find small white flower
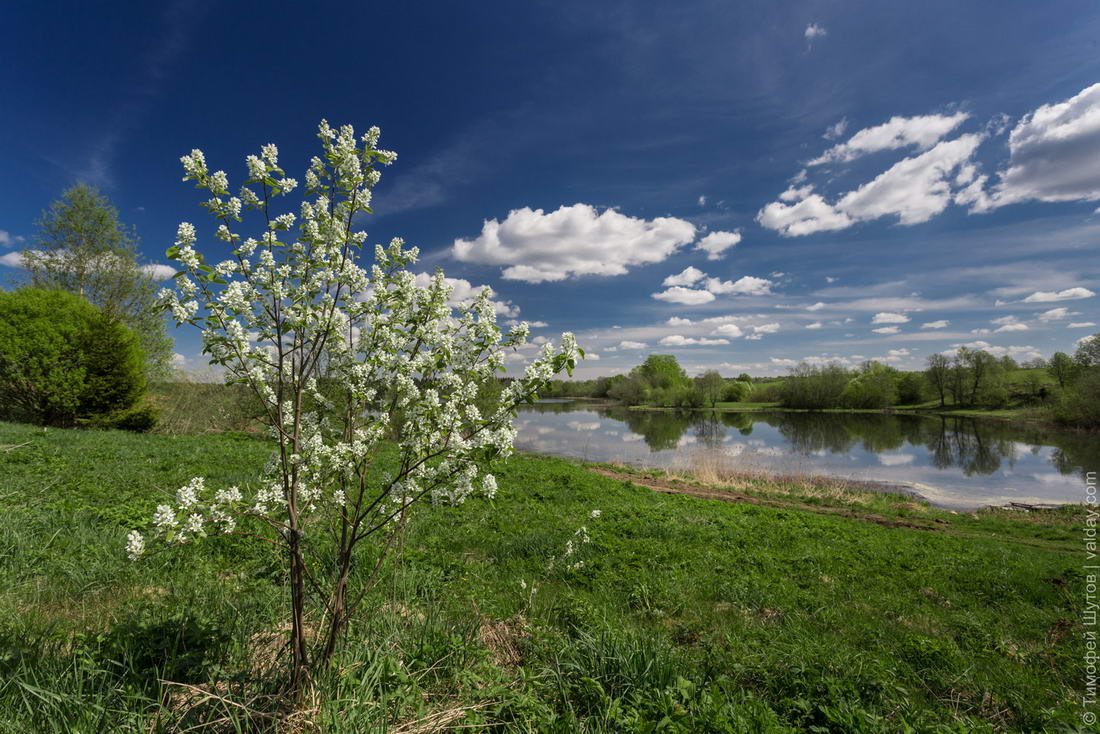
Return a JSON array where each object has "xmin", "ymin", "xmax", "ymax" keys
[{"xmin": 126, "ymin": 530, "xmax": 145, "ymax": 561}]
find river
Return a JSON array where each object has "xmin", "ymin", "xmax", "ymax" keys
[{"xmin": 514, "ymin": 401, "xmax": 1098, "ymax": 509}]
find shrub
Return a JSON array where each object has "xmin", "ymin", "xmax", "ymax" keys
[
  {"xmin": 778, "ymin": 363, "xmax": 851, "ymax": 410},
  {"xmin": 0, "ymin": 288, "xmax": 149, "ymax": 428},
  {"xmin": 1055, "ymin": 369, "xmax": 1100, "ymax": 428}
]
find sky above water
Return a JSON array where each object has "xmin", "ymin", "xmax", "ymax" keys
[{"xmin": 1, "ymin": 1, "xmax": 1099, "ymax": 377}]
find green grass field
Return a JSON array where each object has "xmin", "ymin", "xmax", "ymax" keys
[{"xmin": 0, "ymin": 420, "xmax": 1089, "ymax": 731}]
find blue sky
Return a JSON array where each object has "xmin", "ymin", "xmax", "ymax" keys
[{"xmin": 2, "ymin": 0, "xmax": 1099, "ymax": 377}]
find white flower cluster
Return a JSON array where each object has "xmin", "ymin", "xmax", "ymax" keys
[{"xmin": 131, "ymin": 120, "xmax": 581, "ymax": 563}]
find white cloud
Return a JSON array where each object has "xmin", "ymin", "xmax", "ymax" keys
[
  {"xmin": 453, "ymin": 203, "xmax": 695, "ymax": 282},
  {"xmin": 921, "ymin": 320, "xmax": 950, "ymax": 329},
  {"xmin": 806, "ymin": 302, "xmax": 827, "ymax": 311},
  {"xmin": 567, "ymin": 421, "xmax": 601, "ymax": 431},
  {"xmin": 653, "ymin": 269, "xmax": 773, "ymax": 303},
  {"xmin": 694, "ymin": 230, "xmax": 742, "ymax": 260},
  {"xmin": 806, "ymin": 321, "xmax": 822, "ymax": 329},
  {"xmin": 804, "ymin": 23, "xmax": 827, "ymax": 40},
  {"xmin": 662, "ymin": 266, "xmax": 706, "ymax": 287},
  {"xmin": 412, "ymin": 272, "xmax": 520, "ymax": 317},
  {"xmin": 878, "ymin": 454, "xmax": 915, "ymax": 466},
  {"xmin": 141, "ymin": 263, "xmax": 177, "ymax": 280},
  {"xmin": 808, "ymin": 112, "xmax": 970, "ymax": 166},
  {"xmin": 1069, "ymin": 322, "xmax": 1097, "ymax": 328},
  {"xmin": 823, "ymin": 118, "xmax": 848, "ymax": 141},
  {"xmin": 659, "ymin": 335, "xmax": 730, "ymax": 346},
  {"xmin": 697, "ymin": 195, "xmax": 707, "ymax": 206},
  {"xmin": 753, "ymin": 322, "xmax": 780, "ymax": 335},
  {"xmin": 833, "ymin": 134, "xmax": 984, "ymax": 225},
  {"xmin": 0, "ymin": 252, "xmax": 25, "ymax": 268},
  {"xmin": 994, "ymin": 322, "xmax": 1029, "ymax": 333},
  {"xmin": 871, "ymin": 312, "xmax": 910, "ymax": 324},
  {"xmin": 652, "ymin": 286, "xmax": 715, "ymax": 305},
  {"xmin": 872, "ymin": 326, "xmax": 901, "ymax": 334},
  {"xmin": 1022, "ymin": 287, "xmax": 1095, "ymax": 303},
  {"xmin": 977, "ymin": 83, "xmax": 1100, "ymax": 209},
  {"xmin": 1037, "ymin": 307, "xmax": 1071, "ymax": 321},
  {"xmin": 771, "ymin": 357, "xmax": 798, "ymax": 367},
  {"xmin": 615, "ymin": 340, "xmax": 647, "ymax": 350},
  {"xmin": 704, "ymin": 275, "xmax": 773, "ymax": 295},
  {"xmin": 714, "ymin": 324, "xmax": 743, "ymax": 338},
  {"xmin": 756, "ymin": 191, "xmax": 852, "ymax": 236}
]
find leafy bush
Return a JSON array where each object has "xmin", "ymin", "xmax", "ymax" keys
[
  {"xmin": 840, "ymin": 363, "xmax": 898, "ymax": 409},
  {"xmin": 0, "ymin": 288, "xmax": 150, "ymax": 428},
  {"xmin": 777, "ymin": 363, "xmax": 851, "ymax": 409},
  {"xmin": 1055, "ymin": 369, "xmax": 1100, "ymax": 428}
]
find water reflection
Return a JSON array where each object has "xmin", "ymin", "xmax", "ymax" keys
[{"xmin": 514, "ymin": 401, "xmax": 1099, "ymax": 508}]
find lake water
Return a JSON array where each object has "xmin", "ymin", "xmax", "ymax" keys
[{"xmin": 514, "ymin": 401, "xmax": 1099, "ymax": 509}]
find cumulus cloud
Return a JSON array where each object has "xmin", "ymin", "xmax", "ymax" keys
[
  {"xmin": 806, "ymin": 321, "xmax": 823, "ymax": 329},
  {"xmin": 975, "ymin": 83, "xmax": 1100, "ymax": 209},
  {"xmin": 0, "ymin": 230, "xmax": 23, "ymax": 248},
  {"xmin": 652, "ymin": 286, "xmax": 715, "ymax": 305},
  {"xmin": 0, "ymin": 252, "xmax": 25, "ymax": 268},
  {"xmin": 704, "ymin": 275, "xmax": 773, "ymax": 295},
  {"xmin": 752, "ymin": 322, "xmax": 780, "ymax": 335},
  {"xmin": 714, "ymin": 324, "xmax": 743, "ymax": 338},
  {"xmin": 756, "ymin": 190, "xmax": 852, "ymax": 236},
  {"xmin": 453, "ymin": 203, "xmax": 695, "ymax": 283},
  {"xmin": 662, "ymin": 266, "xmax": 706, "ymax": 287},
  {"xmin": 806, "ymin": 302, "xmax": 827, "ymax": 311},
  {"xmin": 1022, "ymin": 287, "xmax": 1095, "ymax": 303},
  {"xmin": 697, "ymin": 195, "xmax": 706, "ymax": 206},
  {"xmin": 921, "ymin": 319, "xmax": 950, "ymax": 329},
  {"xmin": 872, "ymin": 326, "xmax": 901, "ymax": 334},
  {"xmin": 652, "ymin": 269, "xmax": 773, "ymax": 304},
  {"xmin": 660, "ymin": 335, "xmax": 730, "ymax": 346},
  {"xmin": 612, "ymin": 340, "xmax": 647, "ymax": 350},
  {"xmin": 1069, "ymin": 322, "xmax": 1097, "ymax": 328},
  {"xmin": 871, "ymin": 312, "xmax": 910, "ymax": 324},
  {"xmin": 694, "ymin": 230, "xmax": 741, "ymax": 260},
  {"xmin": 1038, "ymin": 307, "xmax": 1072, "ymax": 321},
  {"xmin": 808, "ymin": 112, "xmax": 969, "ymax": 166},
  {"xmin": 141, "ymin": 263, "xmax": 177, "ymax": 280}
]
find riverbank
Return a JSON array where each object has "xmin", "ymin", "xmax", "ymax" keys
[
  {"xmin": 616, "ymin": 398, "xmax": 1070, "ymax": 427},
  {"xmin": 0, "ymin": 420, "xmax": 1085, "ymax": 730}
]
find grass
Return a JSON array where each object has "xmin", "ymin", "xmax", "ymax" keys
[{"xmin": 0, "ymin": 420, "xmax": 1089, "ymax": 731}]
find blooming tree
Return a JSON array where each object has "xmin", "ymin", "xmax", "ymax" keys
[{"xmin": 128, "ymin": 121, "xmax": 580, "ymax": 689}]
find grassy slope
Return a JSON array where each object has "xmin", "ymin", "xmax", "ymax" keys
[{"xmin": 0, "ymin": 421, "xmax": 1088, "ymax": 732}]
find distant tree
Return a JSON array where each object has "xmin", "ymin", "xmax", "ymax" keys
[
  {"xmin": 925, "ymin": 353, "xmax": 950, "ymax": 407},
  {"xmin": 840, "ymin": 361, "xmax": 899, "ymax": 409},
  {"xmin": 999, "ymin": 355, "xmax": 1019, "ymax": 372},
  {"xmin": 778, "ymin": 362, "xmax": 851, "ymax": 409},
  {"xmin": 723, "ymin": 379, "xmax": 750, "ymax": 403},
  {"xmin": 1075, "ymin": 333, "xmax": 1100, "ymax": 369},
  {"xmin": 1021, "ymin": 357, "xmax": 1047, "ymax": 369},
  {"xmin": 22, "ymin": 183, "xmax": 173, "ymax": 379},
  {"xmin": 736, "ymin": 373, "xmax": 753, "ymax": 383},
  {"xmin": 694, "ymin": 370, "xmax": 725, "ymax": 407},
  {"xmin": 896, "ymin": 372, "xmax": 926, "ymax": 405},
  {"xmin": 631, "ymin": 354, "xmax": 689, "ymax": 391},
  {"xmin": 1047, "ymin": 351, "xmax": 1075, "ymax": 389}
]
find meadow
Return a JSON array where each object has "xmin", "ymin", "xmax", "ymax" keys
[{"xmin": 0, "ymin": 420, "xmax": 1089, "ymax": 732}]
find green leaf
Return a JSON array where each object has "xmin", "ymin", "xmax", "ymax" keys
[{"xmin": 165, "ymin": 245, "xmax": 180, "ymax": 259}]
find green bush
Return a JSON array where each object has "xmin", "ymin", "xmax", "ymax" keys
[
  {"xmin": 1055, "ymin": 369, "xmax": 1100, "ymax": 428},
  {"xmin": 0, "ymin": 288, "xmax": 150, "ymax": 429}
]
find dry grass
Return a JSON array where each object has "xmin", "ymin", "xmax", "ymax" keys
[{"xmin": 666, "ymin": 447, "xmax": 896, "ymax": 507}]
